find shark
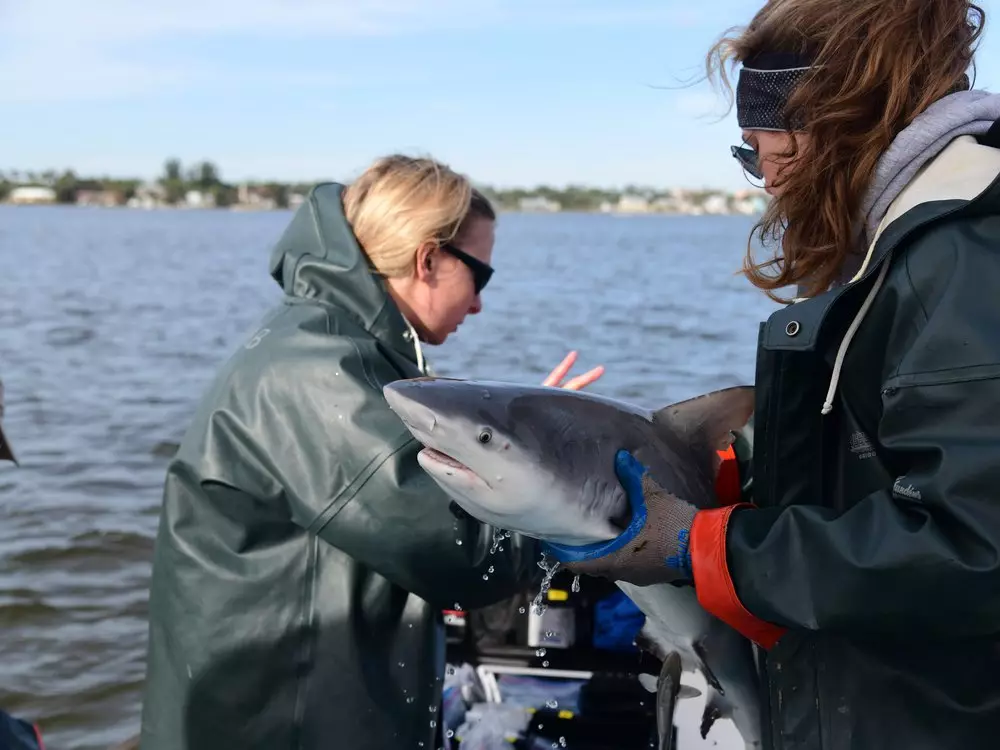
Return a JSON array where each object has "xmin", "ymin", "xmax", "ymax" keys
[{"xmin": 382, "ymin": 376, "xmax": 761, "ymax": 749}]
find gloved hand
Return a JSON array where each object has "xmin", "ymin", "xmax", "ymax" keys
[{"xmin": 542, "ymin": 450, "xmax": 697, "ymax": 587}]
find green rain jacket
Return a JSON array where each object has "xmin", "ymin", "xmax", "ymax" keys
[
  {"xmin": 690, "ymin": 129, "xmax": 1000, "ymax": 748},
  {"xmin": 139, "ymin": 183, "xmax": 540, "ymax": 750}
]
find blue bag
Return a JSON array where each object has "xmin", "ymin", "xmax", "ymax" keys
[{"xmin": 591, "ymin": 590, "xmax": 645, "ymax": 652}]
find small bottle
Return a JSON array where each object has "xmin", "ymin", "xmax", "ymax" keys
[{"xmin": 527, "ymin": 587, "xmax": 576, "ymax": 650}]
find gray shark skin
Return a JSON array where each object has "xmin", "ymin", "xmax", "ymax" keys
[{"xmin": 382, "ymin": 377, "xmax": 761, "ymax": 749}]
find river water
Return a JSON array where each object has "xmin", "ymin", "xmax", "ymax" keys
[{"xmin": 0, "ymin": 205, "xmax": 779, "ymax": 749}]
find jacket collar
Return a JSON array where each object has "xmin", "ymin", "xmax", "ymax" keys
[
  {"xmin": 764, "ymin": 130, "xmax": 1000, "ymax": 414},
  {"xmin": 268, "ymin": 182, "xmax": 426, "ymax": 370}
]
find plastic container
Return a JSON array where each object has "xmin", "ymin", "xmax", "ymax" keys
[{"xmin": 527, "ymin": 587, "xmax": 576, "ymax": 649}]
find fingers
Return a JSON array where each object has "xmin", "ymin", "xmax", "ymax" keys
[
  {"xmin": 542, "ymin": 351, "xmax": 605, "ymax": 391},
  {"xmin": 614, "ymin": 449, "xmax": 648, "ymax": 490},
  {"xmin": 541, "ymin": 351, "xmax": 577, "ymax": 387},
  {"xmin": 560, "ymin": 365, "xmax": 606, "ymax": 391},
  {"xmin": 615, "ymin": 449, "xmax": 637, "ymax": 471}
]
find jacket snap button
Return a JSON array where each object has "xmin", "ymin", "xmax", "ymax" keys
[{"xmin": 785, "ymin": 321, "xmax": 801, "ymax": 337}]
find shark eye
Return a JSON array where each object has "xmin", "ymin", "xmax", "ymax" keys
[{"xmin": 477, "ymin": 429, "xmax": 493, "ymax": 445}]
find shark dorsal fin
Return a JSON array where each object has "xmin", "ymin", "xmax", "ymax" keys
[{"xmin": 652, "ymin": 385, "xmax": 755, "ymax": 455}]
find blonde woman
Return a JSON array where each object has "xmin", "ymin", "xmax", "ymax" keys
[{"xmin": 139, "ymin": 155, "xmax": 603, "ymax": 750}]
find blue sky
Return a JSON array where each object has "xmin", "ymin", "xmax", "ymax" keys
[{"xmin": 3, "ymin": 0, "xmax": 1000, "ymax": 191}]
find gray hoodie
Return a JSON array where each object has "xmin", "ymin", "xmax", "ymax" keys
[
  {"xmin": 804, "ymin": 89, "xmax": 1000, "ymax": 291},
  {"xmin": 862, "ymin": 89, "xmax": 1000, "ymax": 240}
]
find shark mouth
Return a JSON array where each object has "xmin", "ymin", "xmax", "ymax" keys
[
  {"xmin": 421, "ymin": 447, "xmax": 469, "ymax": 471},
  {"xmin": 418, "ymin": 448, "xmax": 491, "ymax": 489}
]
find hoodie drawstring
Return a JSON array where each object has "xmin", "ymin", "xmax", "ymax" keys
[
  {"xmin": 820, "ymin": 258, "xmax": 890, "ymax": 415},
  {"xmin": 807, "ymin": 212, "xmax": 893, "ymax": 416},
  {"xmin": 403, "ymin": 318, "xmax": 426, "ymax": 374}
]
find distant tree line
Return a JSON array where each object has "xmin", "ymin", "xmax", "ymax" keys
[
  {"xmin": 0, "ymin": 160, "xmax": 314, "ymax": 208},
  {"xmin": 475, "ymin": 184, "xmax": 756, "ymax": 212},
  {"xmin": 1, "ymin": 163, "xmax": 759, "ymax": 212},
  {"xmin": 477, "ymin": 185, "xmax": 622, "ymax": 212},
  {"xmin": 0, "ymin": 169, "xmax": 141, "ymax": 204}
]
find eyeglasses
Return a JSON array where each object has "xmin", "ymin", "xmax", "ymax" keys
[
  {"xmin": 441, "ymin": 243, "xmax": 494, "ymax": 295},
  {"xmin": 731, "ymin": 144, "xmax": 764, "ymax": 181}
]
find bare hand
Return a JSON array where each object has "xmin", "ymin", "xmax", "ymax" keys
[{"xmin": 542, "ymin": 351, "xmax": 605, "ymax": 391}]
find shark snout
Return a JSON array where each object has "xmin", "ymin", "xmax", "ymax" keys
[{"xmin": 383, "ymin": 381, "xmax": 438, "ymax": 435}]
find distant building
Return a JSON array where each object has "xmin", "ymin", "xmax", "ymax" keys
[
  {"xmin": 8, "ymin": 186, "xmax": 56, "ymax": 204},
  {"xmin": 732, "ymin": 189, "xmax": 769, "ymax": 215},
  {"xmin": 702, "ymin": 194, "xmax": 730, "ymax": 215},
  {"xmin": 234, "ymin": 184, "xmax": 278, "ymax": 211},
  {"xmin": 651, "ymin": 196, "xmax": 682, "ymax": 214},
  {"xmin": 76, "ymin": 189, "xmax": 121, "ymax": 208},
  {"xmin": 616, "ymin": 194, "xmax": 650, "ymax": 214},
  {"xmin": 127, "ymin": 182, "xmax": 167, "ymax": 209},
  {"xmin": 184, "ymin": 190, "xmax": 216, "ymax": 208},
  {"xmin": 518, "ymin": 195, "xmax": 561, "ymax": 212}
]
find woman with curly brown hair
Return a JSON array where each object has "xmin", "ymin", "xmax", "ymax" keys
[{"xmin": 550, "ymin": 0, "xmax": 1000, "ymax": 747}]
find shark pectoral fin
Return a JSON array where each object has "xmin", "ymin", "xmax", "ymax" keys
[
  {"xmin": 700, "ymin": 700, "xmax": 724, "ymax": 740},
  {"xmin": 656, "ymin": 651, "xmax": 683, "ymax": 750},
  {"xmin": 691, "ymin": 638, "xmax": 728, "ymax": 740},
  {"xmin": 639, "ymin": 673, "xmax": 704, "ymax": 697},
  {"xmin": 693, "ymin": 640, "xmax": 724, "ymax": 693}
]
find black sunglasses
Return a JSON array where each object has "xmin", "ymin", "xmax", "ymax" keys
[
  {"xmin": 731, "ymin": 144, "xmax": 764, "ymax": 181},
  {"xmin": 440, "ymin": 243, "xmax": 494, "ymax": 294}
]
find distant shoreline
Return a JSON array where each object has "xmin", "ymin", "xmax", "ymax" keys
[
  {"xmin": 2, "ymin": 159, "xmax": 769, "ymax": 217},
  {"xmin": 0, "ymin": 201, "xmax": 764, "ymax": 218}
]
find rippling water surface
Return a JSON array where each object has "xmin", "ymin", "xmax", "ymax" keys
[{"xmin": 0, "ymin": 205, "xmax": 778, "ymax": 748}]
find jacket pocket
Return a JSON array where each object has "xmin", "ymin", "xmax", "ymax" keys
[{"xmin": 883, "ymin": 362, "xmax": 1000, "ymax": 392}]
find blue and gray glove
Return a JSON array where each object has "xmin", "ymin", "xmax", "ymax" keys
[{"xmin": 543, "ymin": 450, "xmax": 698, "ymax": 587}]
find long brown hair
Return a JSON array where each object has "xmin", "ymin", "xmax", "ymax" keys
[{"xmin": 706, "ymin": 0, "xmax": 986, "ymax": 301}]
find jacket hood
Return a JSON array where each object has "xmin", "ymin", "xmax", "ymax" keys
[
  {"xmin": 268, "ymin": 182, "xmax": 425, "ymax": 368},
  {"xmin": 808, "ymin": 89, "xmax": 1000, "ymax": 290},
  {"xmin": 862, "ymin": 89, "xmax": 1000, "ymax": 244}
]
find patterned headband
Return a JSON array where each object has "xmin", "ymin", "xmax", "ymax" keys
[
  {"xmin": 736, "ymin": 51, "xmax": 972, "ymax": 132},
  {"xmin": 736, "ymin": 52, "xmax": 812, "ymax": 131}
]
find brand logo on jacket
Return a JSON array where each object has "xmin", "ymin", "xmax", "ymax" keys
[
  {"xmin": 849, "ymin": 431, "xmax": 876, "ymax": 460},
  {"xmin": 892, "ymin": 478, "xmax": 922, "ymax": 501}
]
